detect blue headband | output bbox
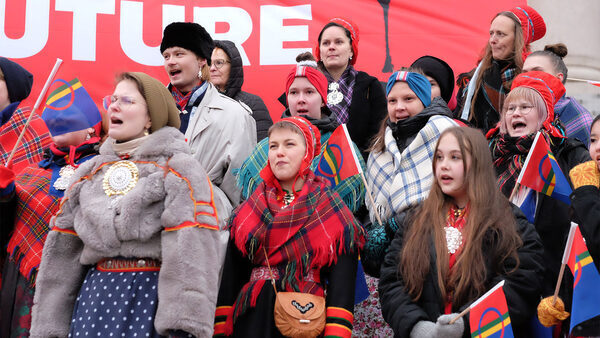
[386,71,432,107]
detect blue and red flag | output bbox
[316,124,362,186]
[469,280,514,338]
[41,77,101,137]
[566,224,600,332]
[516,132,572,205]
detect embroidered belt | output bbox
[96,257,161,272]
[250,266,319,283]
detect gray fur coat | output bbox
[30,127,226,337]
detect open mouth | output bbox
[169,69,182,77]
[440,174,453,184]
[110,116,123,125]
[296,109,309,115]
[511,121,527,130]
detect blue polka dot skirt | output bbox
[68,267,163,338]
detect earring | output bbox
[144,129,149,136]
[349,56,353,60]
[198,70,202,79]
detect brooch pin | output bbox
[327,82,343,105]
[444,226,463,254]
[102,160,139,197]
[53,165,76,191]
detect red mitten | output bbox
[0,165,15,189]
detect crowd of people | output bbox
[0,4,598,338]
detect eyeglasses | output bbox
[103,95,138,110]
[212,59,230,69]
[505,104,535,116]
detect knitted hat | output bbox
[386,70,432,107]
[285,65,328,105]
[315,17,359,65]
[128,72,181,132]
[260,116,321,189]
[410,56,454,104]
[0,57,33,103]
[510,70,565,138]
[508,6,546,45]
[160,22,215,65]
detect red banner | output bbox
[1,0,525,121]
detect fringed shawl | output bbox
[227,171,364,328]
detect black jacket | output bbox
[345,72,387,160]
[379,205,544,338]
[214,40,273,141]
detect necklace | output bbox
[282,190,295,207]
[327,82,343,105]
[53,165,76,190]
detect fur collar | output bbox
[100,126,189,159]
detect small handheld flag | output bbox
[469,280,514,338]
[565,224,600,332]
[516,132,572,205]
[316,124,362,187]
[588,80,600,88]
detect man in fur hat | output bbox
[160,22,257,230]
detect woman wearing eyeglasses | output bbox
[487,71,591,336]
[210,40,273,141]
[30,72,224,338]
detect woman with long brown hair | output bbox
[455,6,546,133]
[379,127,543,337]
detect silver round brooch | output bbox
[444,226,463,254]
[53,165,76,191]
[102,160,139,197]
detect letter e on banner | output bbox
[260,5,311,65]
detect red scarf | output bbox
[226,171,364,331]
[445,204,469,314]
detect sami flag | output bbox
[41,78,101,136]
[512,186,537,224]
[469,280,514,338]
[516,132,572,205]
[316,124,362,187]
[566,224,600,332]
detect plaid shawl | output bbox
[366,115,457,223]
[6,147,97,285]
[555,96,593,146]
[0,106,51,174]
[227,171,364,324]
[490,132,537,197]
[236,131,366,213]
[325,66,357,125]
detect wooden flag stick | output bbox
[508,182,520,202]
[449,306,471,325]
[359,171,383,226]
[567,77,599,83]
[552,223,578,305]
[5,58,63,167]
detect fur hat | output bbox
[386,70,432,107]
[0,57,33,103]
[260,116,321,189]
[508,6,546,45]
[285,65,328,105]
[410,55,454,104]
[510,70,565,138]
[128,72,181,132]
[315,17,359,65]
[160,22,214,65]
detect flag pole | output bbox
[449,306,471,325]
[5,58,63,167]
[552,223,578,305]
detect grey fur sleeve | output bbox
[30,217,86,337]
[154,154,226,337]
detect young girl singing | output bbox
[379,127,544,337]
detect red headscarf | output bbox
[285,65,329,105]
[508,5,546,45]
[260,116,321,191]
[510,70,566,138]
[314,17,360,65]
